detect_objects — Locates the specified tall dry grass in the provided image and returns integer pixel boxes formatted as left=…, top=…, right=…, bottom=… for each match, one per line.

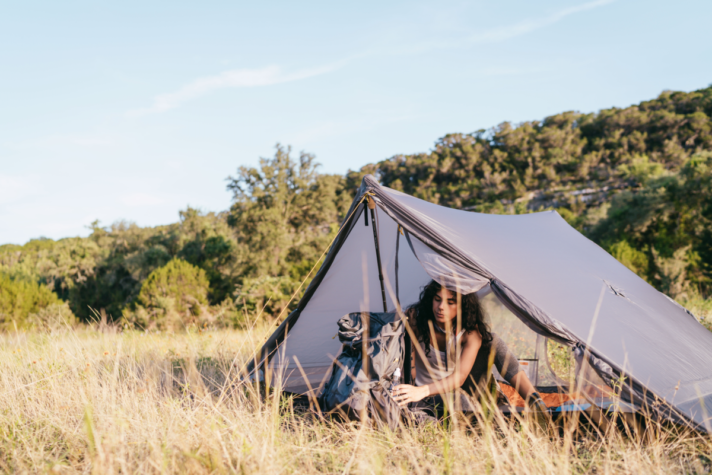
left=1, top=325, right=711, bottom=474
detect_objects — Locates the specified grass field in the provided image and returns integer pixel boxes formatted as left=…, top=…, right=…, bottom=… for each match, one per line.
left=1, top=325, right=711, bottom=474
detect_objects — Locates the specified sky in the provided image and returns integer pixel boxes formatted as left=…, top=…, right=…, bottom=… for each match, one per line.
left=1, top=0, right=711, bottom=245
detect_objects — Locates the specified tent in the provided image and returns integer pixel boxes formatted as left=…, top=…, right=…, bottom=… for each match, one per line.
left=251, top=175, right=712, bottom=431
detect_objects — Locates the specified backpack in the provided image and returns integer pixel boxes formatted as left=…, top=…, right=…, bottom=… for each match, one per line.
left=320, top=311, right=406, bottom=428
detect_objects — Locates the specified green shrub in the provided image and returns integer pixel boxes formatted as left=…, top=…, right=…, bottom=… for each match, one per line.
left=677, top=292, right=712, bottom=332
left=234, top=275, right=301, bottom=320
left=0, top=274, right=72, bottom=330
left=607, top=240, right=649, bottom=279
left=27, top=302, right=78, bottom=332
left=617, top=154, right=666, bottom=185
left=206, top=298, right=249, bottom=329
left=124, top=259, right=210, bottom=331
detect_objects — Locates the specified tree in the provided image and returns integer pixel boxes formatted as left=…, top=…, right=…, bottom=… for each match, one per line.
left=2, top=86, right=711, bottom=327
left=125, top=258, right=210, bottom=331
left=0, top=273, right=74, bottom=330
left=226, top=144, right=350, bottom=316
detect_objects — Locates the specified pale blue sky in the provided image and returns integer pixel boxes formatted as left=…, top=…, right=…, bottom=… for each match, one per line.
left=1, top=0, right=711, bottom=245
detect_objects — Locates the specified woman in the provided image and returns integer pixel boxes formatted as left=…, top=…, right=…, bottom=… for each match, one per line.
left=392, top=280, right=545, bottom=413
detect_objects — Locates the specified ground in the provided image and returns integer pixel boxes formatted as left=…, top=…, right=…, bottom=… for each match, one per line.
left=1, top=326, right=710, bottom=474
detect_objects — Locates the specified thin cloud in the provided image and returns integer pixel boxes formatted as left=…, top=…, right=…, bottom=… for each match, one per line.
left=389, top=0, right=616, bottom=54
left=466, top=0, right=616, bottom=44
left=128, top=63, right=341, bottom=116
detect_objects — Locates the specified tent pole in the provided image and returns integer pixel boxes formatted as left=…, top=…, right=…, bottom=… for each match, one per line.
left=395, top=225, right=400, bottom=304
left=396, top=224, right=413, bottom=385
left=367, top=196, right=388, bottom=313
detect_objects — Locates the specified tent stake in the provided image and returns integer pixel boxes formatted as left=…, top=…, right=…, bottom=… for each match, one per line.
left=368, top=197, right=388, bottom=312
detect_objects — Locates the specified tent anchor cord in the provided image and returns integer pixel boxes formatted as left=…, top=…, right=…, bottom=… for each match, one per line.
left=368, top=197, right=388, bottom=313
left=243, top=194, right=370, bottom=379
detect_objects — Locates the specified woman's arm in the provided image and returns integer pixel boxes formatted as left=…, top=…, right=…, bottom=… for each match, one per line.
left=510, top=371, right=537, bottom=400
left=492, top=336, right=539, bottom=401
left=392, top=331, right=482, bottom=406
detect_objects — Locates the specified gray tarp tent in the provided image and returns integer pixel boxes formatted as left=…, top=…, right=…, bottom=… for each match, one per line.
left=251, top=175, right=712, bottom=431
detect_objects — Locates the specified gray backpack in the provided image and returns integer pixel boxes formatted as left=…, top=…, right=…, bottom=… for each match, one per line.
left=320, top=312, right=406, bottom=428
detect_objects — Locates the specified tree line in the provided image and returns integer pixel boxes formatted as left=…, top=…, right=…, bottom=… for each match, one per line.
left=2, top=85, right=711, bottom=330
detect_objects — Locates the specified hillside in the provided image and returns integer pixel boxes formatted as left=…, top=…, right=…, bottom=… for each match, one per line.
left=349, top=86, right=712, bottom=305
left=2, top=86, right=712, bottom=329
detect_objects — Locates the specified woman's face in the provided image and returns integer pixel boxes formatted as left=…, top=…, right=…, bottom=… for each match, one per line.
left=432, top=287, right=458, bottom=326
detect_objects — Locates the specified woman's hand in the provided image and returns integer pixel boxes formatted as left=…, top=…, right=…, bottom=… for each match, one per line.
left=391, top=384, right=429, bottom=406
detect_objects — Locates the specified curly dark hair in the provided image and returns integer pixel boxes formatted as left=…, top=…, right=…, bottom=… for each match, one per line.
left=408, top=280, right=491, bottom=357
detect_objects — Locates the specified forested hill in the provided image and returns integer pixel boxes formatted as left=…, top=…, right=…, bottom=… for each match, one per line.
left=2, top=86, right=712, bottom=330
left=349, top=86, right=712, bottom=303
left=349, top=87, right=711, bottom=212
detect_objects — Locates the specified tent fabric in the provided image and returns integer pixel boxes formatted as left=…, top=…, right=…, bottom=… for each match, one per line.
left=253, top=175, right=712, bottom=432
